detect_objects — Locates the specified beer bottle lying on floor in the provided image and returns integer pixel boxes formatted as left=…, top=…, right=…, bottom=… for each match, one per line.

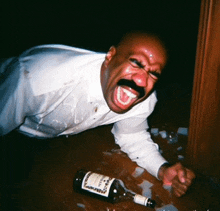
left=73, top=169, right=156, bottom=208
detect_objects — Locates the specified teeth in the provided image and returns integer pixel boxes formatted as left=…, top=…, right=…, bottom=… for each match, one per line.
left=123, top=88, right=137, bottom=98
left=117, top=86, right=137, bottom=105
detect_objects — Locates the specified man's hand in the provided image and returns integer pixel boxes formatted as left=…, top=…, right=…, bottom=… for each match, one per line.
left=158, top=163, right=195, bottom=197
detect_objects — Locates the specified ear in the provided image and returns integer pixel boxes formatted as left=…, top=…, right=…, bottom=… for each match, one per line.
left=104, top=46, right=116, bottom=67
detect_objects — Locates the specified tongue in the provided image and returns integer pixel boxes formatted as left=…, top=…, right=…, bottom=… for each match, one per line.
left=120, top=87, right=130, bottom=103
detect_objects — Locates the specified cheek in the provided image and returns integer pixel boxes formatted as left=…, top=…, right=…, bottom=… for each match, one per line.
left=125, top=67, right=132, bottom=74
left=104, top=72, right=119, bottom=95
left=146, top=78, right=157, bottom=91
left=108, top=68, right=124, bottom=84
left=105, top=65, right=131, bottom=89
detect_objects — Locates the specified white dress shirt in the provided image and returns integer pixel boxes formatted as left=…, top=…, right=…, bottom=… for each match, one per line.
left=0, top=44, right=167, bottom=177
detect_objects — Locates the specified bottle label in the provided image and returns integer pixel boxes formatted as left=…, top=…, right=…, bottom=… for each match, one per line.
left=81, top=171, right=115, bottom=197
left=134, top=194, right=149, bottom=206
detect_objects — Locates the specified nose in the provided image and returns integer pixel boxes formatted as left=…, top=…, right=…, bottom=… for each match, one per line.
left=131, top=72, right=148, bottom=87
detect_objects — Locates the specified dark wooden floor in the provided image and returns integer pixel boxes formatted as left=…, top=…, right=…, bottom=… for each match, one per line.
left=1, top=83, right=220, bottom=211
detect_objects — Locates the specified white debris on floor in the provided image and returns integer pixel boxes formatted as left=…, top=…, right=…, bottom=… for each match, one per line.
left=177, top=127, right=188, bottom=136
left=150, top=128, right=159, bottom=136
left=156, top=204, right=178, bottom=211
left=138, top=180, right=153, bottom=198
left=159, top=130, right=167, bottom=139
left=163, top=184, right=172, bottom=193
left=77, top=203, right=86, bottom=209
left=132, top=167, right=145, bottom=178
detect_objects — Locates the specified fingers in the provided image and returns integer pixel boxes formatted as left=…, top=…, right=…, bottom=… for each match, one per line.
left=172, top=175, right=189, bottom=197
left=172, top=169, right=196, bottom=197
left=160, top=163, right=196, bottom=197
left=170, top=163, right=186, bottom=182
left=173, top=164, right=195, bottom=185
left=177, top=168, right=186, bottom=183
left=173, top=185, right=187, bottom=197
left=186, top=168, right=196, bottom=180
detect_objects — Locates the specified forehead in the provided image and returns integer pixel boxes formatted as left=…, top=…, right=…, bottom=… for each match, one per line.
left=117, top=34, right=167, bottom=66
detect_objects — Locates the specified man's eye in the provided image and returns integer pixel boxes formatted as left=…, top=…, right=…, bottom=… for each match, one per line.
left=149, top=71, right=161, bottom=80
left=129, top=58, right=144, bottom=68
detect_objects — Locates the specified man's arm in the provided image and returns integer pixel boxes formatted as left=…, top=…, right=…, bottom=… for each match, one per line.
left=112, top=116, right=195, bottom=197
left=0, top=58, right=31, bottom=135
left=112, top=116, right=167, bottom=178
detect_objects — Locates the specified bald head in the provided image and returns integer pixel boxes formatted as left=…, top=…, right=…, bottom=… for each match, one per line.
left=116, top=32, right=167, bottom=64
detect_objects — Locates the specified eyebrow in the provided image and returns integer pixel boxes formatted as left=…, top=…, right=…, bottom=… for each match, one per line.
left=129, top=58, right=145, bottom=68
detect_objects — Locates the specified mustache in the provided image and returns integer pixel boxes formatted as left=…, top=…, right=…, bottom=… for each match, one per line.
left=117, top=79, right=145, bottom=98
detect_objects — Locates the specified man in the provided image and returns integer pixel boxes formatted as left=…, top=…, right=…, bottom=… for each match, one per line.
left=0, top=32, right=195, bottom=197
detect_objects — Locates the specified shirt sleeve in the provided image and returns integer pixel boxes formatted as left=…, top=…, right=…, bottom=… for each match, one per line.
left=111, top=115, right=167, bottom=179
left=0, top=57, right=33, bottom=136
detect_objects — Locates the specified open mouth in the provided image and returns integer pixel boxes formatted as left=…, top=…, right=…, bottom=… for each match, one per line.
left=116, top=86, right=137, bottom=105
left=114, top=79, right=145, bottom=108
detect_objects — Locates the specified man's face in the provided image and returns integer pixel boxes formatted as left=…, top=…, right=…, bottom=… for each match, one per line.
left=101, top=34, right=167, bottom=114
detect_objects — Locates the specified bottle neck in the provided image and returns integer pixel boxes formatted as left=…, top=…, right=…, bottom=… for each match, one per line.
left=133, top=193, right=150, bottom=206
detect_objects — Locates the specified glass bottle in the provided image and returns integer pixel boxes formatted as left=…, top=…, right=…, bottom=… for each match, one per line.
left=73, top=169, right=156, bottom=208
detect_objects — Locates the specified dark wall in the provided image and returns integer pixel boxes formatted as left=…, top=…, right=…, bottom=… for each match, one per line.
left=1, top=0, right=201, bottom=88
